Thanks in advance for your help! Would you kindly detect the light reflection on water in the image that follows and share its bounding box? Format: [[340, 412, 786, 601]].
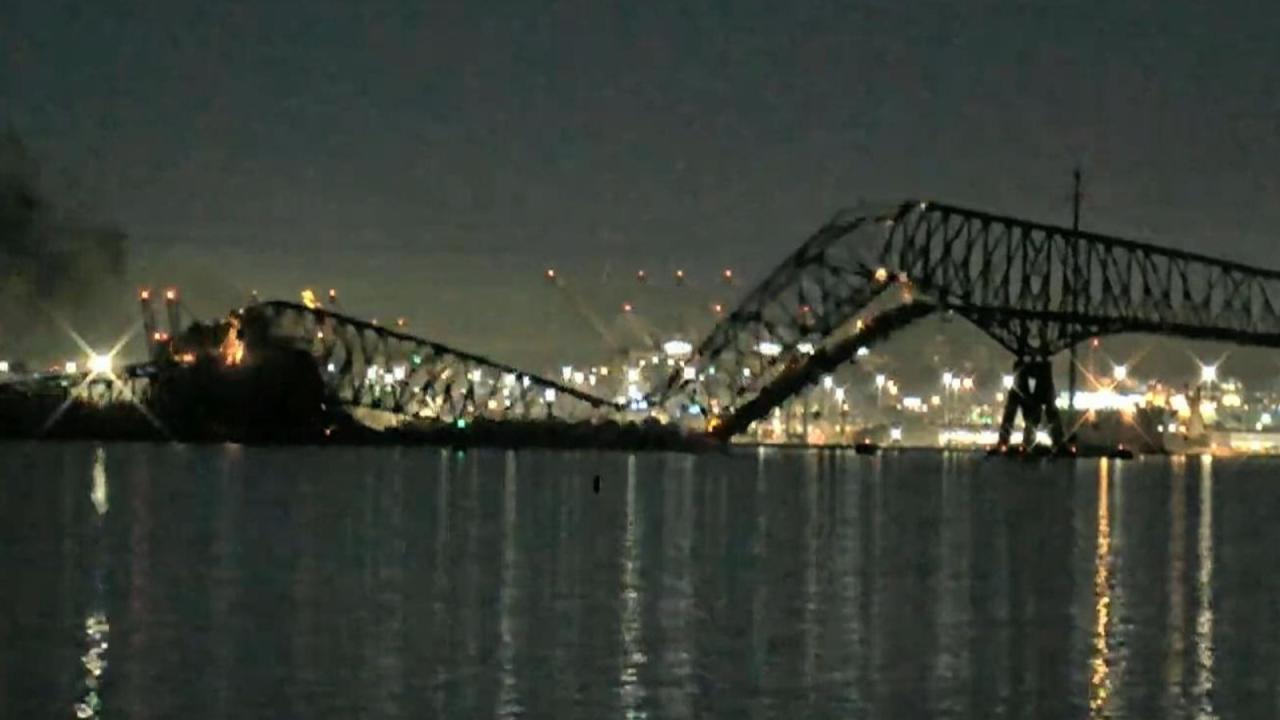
[[0, 445, 1275, 718]]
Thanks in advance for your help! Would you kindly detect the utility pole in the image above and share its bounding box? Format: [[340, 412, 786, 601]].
[[1067, 168, 1082, 433]]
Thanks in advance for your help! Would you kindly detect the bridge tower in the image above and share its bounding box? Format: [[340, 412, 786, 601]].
[[997, 357, 1065, 448]]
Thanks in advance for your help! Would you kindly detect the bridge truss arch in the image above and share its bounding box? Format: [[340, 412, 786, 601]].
[[244, 301, 622, 426], [661, 200, 1280, 441]]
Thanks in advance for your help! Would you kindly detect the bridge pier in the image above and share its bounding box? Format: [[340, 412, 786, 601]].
[[997, 358, 1065, 449]]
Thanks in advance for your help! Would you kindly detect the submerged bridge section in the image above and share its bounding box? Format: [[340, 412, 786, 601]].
[[661, 200, 1280, 443], [244, 301, 623, 426]]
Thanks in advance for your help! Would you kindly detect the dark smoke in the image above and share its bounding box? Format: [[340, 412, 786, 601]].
[[0, 128, 128, 362]]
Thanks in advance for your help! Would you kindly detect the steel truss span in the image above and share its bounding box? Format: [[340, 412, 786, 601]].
[[245, 301, 622, 424], [661, 200, 1280, 440]]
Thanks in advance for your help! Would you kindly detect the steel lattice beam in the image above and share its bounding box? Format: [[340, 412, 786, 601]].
[[662, 199, 1280, 435], [244, 301, 622, 425]]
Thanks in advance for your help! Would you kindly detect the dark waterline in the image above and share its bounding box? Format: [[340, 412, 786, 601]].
[[2, 444, 1278, 718]]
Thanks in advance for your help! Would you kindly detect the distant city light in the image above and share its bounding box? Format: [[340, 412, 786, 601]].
[[64, 361, 78, 374], [87, 353, 112, 375], [757, 341, 783, 357], [942, 371, 953, 387], [834, 387, 846, 402], [742, 367, 751, 378], [326, 362, 336, 373], [1113, 364, 1127, 381], [902, 396, 923, 411], [545, 268, 556, 281], [889, 426, 903, 442], [875, 374, 886, 389], [796, 342, 815, 355], [822, 375, 833, 390], [712, 303, 724, 315], [139, 289, 151, 301], [0, 360, 9, 373], [1262, 413, 1273, 426], [961, 377, 974, 390], [543, 388, 557, 403], [1054, 389, 1146, 412], [722, 268, 734, 282], [626, 367, 640, 382], [561, 365, 573, 381], [1200, 364, 1217, 383], [674, 269, 685, 282], [572, 371, 586, 384], [855, 346, 870, 357], [662, 339, 693, 358], [874, 267, 889, 283], [392, 365, 407, 381], [682, 366, 697, 380], [165, 288, 177, 301], [622, 302, 633, 313], [636, 270, 647, 283]]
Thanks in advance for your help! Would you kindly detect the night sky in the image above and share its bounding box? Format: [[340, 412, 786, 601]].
[[4, 1, 1280, 370]]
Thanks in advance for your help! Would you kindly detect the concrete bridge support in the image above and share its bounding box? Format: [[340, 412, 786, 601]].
[[997, 358, 1066, 449]]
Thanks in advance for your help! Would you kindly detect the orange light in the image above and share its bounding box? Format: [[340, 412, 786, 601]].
[[675, 269, 685, 281], [396, 317, 406, 327], [622, 302, 633, 313], [220, 315, 245, 366], [164, 288, 177, 301], [545, 268, 557, 280], [152, 331, 169, 342], [139, 289, 151, 301], [712, 303, 723, 314], [722, 268, 733, 281], [636, 270, 647, 282], [328, 288, 337, 301]]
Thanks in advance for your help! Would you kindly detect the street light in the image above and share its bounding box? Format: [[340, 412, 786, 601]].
[[87, 353, 112, 375], [1200, 364, 1217, 384]]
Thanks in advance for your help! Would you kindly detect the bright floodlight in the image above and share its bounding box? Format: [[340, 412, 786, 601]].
[[875, 373, 886, 388], [663, 339, 693, 358], [64, 361, 78, 374], [87, 353, 112, 375], [942, 371, 953, 387], [1113, 364, 1127, 381], [822, 375, 833, 390], [1002, 374, 1015, 389], [757, 341, 783, 357], [855, 346, 869, 357], [889, 426, 903, 442], [1200, 364, 1217, 383], [543, 388, 557, 402], [0, 360, 8, 373]]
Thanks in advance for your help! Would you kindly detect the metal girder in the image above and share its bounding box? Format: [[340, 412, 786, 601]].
[[244, 301, 622, 425], [662, 199, 1280, 433]]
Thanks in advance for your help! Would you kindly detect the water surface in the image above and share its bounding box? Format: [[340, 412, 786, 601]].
[[1, 444, 1278, 718]]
